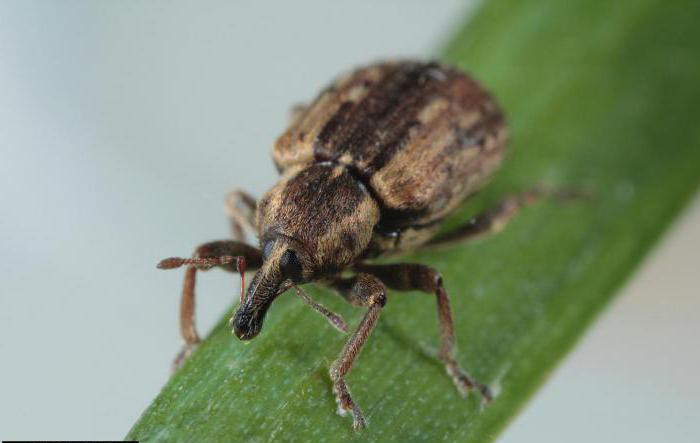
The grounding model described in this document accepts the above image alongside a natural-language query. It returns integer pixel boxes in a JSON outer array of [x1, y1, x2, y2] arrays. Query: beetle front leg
[[354, 263, 493, 403], [327, 273, 387, 430], [225, 189, 257, 242], [288, 102, 307, 124], [157, 240, 262, 371]]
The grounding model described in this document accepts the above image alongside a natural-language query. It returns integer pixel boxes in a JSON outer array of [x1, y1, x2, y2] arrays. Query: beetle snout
[[231, 307, 264, 341], [230, 266, 282, 341]]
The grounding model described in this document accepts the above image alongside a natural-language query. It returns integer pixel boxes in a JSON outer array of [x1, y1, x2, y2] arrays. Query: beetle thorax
[[257, 163, 380, 275]]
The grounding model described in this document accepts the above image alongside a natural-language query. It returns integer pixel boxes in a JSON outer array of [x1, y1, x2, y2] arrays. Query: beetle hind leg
[[426, 186, 586, 248], [354, 263, 492, 403]]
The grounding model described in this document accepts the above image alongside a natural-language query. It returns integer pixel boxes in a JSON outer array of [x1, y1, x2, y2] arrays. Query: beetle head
[[231, 163, 380, 340]]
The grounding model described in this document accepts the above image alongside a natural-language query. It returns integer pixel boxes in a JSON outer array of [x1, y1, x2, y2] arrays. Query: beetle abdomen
[[273, 61, 507, 230]]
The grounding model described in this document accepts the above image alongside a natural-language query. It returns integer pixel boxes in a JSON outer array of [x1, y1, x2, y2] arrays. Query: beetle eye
[[262, 240, 275, 261], [280, 249, 303, 282]]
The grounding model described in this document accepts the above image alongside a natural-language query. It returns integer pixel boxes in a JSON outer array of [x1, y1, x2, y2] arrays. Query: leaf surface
[[128, 1, 700, 441]]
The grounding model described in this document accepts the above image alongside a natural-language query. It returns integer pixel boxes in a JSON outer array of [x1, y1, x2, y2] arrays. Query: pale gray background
[[0, 1, 697, 441]]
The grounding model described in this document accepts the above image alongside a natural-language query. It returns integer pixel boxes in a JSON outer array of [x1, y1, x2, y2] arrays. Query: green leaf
[[128, 0, 700, 441]]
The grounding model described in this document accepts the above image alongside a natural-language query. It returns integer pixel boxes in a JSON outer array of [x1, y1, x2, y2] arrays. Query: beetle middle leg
[[225, 189, 257, 242], [327, 273, 387, 430], [354, 263, 493, 403], [157, 240, 262, 371]]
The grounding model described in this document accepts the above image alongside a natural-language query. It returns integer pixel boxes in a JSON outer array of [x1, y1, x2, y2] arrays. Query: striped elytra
[[266, 60, 507, 259]]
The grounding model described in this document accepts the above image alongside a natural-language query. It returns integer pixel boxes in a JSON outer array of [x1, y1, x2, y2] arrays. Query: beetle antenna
[[237, 258, 247, 305], [157, 256, 247, 305], [157, 256, 243, 270], [293, 285, 348, 333]]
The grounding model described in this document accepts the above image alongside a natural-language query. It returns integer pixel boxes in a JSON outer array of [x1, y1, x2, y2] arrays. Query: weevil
[[158, 60, 547, 430]]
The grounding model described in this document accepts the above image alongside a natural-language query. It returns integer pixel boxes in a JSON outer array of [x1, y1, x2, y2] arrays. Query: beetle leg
[[288, 102, 307, 124], [225, 189, 257, 242], [354, 263, 493, 403], [157, 240, 262, 372], [327, 273, 387, 430], [293, 286, 349, 333], [426, 186, 586, 248]]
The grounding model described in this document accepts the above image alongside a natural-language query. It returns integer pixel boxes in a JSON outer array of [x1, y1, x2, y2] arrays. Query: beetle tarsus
[[332, 378, 367, 430], [444, 359, 492, 403]]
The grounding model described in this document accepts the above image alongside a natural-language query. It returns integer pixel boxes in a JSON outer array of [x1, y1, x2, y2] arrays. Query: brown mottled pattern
[[272, 65, 386, 171], [272, 61, 507, 233], [257, 163, 380, 273]]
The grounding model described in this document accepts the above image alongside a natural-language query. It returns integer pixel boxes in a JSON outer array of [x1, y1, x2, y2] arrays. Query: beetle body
[[238, 61, 507, 340], [272, 61, 507, 255], [160, 60, 520, 430]]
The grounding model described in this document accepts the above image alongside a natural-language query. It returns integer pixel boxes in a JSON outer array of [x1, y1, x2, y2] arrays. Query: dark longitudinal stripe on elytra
[[340, 63, 441, 171], [316, 62, 443, 173], [344, 63, 436, 171], [316, 63, 405, 151], [363, 65, 450, 174]]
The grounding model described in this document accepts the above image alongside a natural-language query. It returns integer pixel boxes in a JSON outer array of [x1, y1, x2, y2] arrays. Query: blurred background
[[0, 1, 697, 441]]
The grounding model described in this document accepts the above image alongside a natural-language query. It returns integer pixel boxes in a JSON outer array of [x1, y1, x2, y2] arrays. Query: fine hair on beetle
[[157, 60, 561, 430]]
